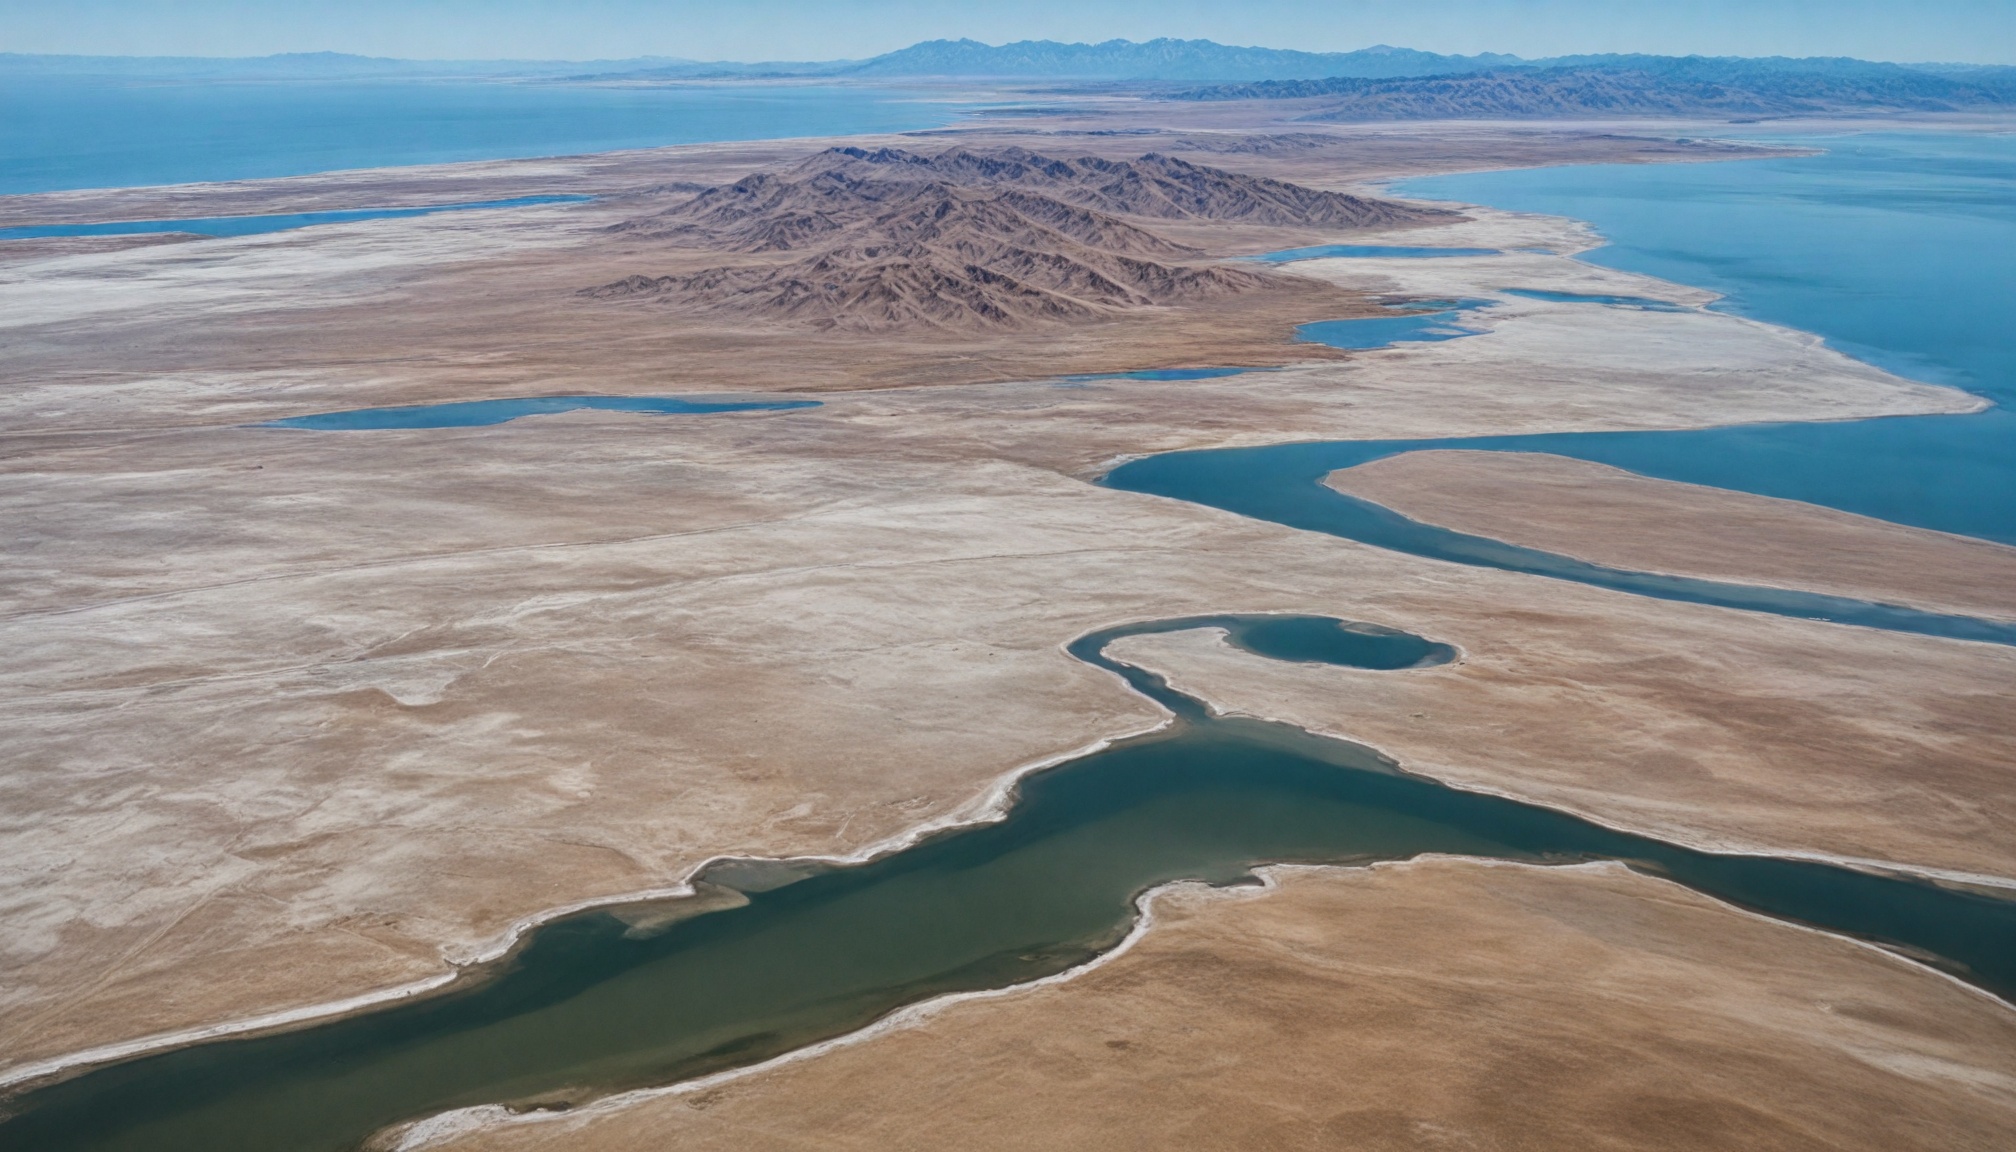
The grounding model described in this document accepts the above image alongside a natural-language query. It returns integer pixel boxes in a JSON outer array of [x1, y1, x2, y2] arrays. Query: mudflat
[[2, 117, 2010, 1152], [423, 859, 2016, 1152]]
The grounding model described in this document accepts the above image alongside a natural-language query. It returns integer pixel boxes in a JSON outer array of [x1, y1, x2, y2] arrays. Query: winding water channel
[[5, 615, 2012, 1152], [261, 395, 820, 430]]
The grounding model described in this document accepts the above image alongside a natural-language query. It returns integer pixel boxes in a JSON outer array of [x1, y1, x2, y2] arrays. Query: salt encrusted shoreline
[[0, 661, 1178, 1095], [383, 855, 2016, 1151], [7, 128, 2010, 1139]]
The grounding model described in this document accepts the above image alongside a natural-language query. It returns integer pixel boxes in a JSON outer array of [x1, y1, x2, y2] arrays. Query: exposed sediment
[[420, 860, 2016, 1152], [2, 123, 2010, 1124]]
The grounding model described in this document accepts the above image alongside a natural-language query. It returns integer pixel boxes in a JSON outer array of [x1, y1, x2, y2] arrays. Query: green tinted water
[[5, 616, 2011, 1152]]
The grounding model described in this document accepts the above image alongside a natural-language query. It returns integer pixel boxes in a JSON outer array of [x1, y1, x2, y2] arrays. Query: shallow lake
[[261, 395, 821, 430], [1499, 287, 1691, 311], [1296, 299, 1493, 350]]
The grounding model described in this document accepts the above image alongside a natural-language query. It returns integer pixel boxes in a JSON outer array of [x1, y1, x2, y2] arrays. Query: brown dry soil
[[0, 125, 1779, 397], [430, 860, 2016, 1152], [1330, 449, 2016, 622], [2, 116, 2012, 1142], [579, 145, 1452, 332]]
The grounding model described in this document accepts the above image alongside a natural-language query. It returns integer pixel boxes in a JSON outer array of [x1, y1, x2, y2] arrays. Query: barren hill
[[585, 147, 1454, 332]]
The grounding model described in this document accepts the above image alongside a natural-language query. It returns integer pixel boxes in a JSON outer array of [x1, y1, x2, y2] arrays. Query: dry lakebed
[[1, 118, 2012, 1151]]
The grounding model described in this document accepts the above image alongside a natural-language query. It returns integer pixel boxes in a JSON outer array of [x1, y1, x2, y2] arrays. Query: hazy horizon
[[3, 38, 2011, 69], [1, 1, 2011, 67]]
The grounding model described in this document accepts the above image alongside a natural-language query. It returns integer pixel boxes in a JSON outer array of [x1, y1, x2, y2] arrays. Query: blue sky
[[3, 0, 2012, 64]]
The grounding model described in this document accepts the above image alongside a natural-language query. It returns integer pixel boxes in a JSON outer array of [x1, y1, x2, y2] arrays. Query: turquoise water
[[1107, 132, 2016, 646], [1106, 440, 2016, 646], [1246, 243, 1501, 261], [1058, 367, 1259, 384], [1296, 299, 1494, 350], [5, 614, 2009, 1152], [261, 395, 820, 430], [0, 196, 591, 241], [1392, 132, 2016, 545], [0, 79, 965, 195], [1500, 287, 1691, 311]]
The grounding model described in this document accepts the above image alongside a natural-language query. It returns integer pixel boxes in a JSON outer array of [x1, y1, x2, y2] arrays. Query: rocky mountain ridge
[[586, 146, 1453, 332]]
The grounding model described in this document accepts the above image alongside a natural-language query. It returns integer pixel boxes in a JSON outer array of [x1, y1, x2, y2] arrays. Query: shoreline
[[0, 668, 1180, 1095], [1108, 627, 2016, 894], [385, 855, 2016, 1152], [10, 609, 2011, 1106], [6, 120, 2012, 1142], [4, 214, 1993, 1090]]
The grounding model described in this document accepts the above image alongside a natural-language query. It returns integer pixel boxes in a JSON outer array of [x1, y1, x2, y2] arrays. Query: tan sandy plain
[[2, 121, 2012, 1126], [422, 860, 2016, 1152]]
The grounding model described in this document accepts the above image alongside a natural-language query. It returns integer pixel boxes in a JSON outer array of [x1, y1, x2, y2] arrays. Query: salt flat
[[2, 120, 2009, 1151]]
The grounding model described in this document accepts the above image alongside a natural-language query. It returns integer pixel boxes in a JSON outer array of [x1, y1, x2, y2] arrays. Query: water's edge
[[5, 615, 2012, 1152]]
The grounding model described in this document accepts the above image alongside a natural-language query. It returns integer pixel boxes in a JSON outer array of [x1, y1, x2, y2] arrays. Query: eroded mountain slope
[[583, 146, 1454, 331]]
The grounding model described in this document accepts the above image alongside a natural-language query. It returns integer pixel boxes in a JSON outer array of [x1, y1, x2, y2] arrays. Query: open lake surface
[[0, 79, 966, 195]]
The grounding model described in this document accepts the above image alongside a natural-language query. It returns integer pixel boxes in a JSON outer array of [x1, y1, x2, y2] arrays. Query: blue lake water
[[1296, 299, 1494, 350], [1107, 438, 2016, 646], [262, 395, 819, 430], [1106, 130, 2016, 642], [1389, 132, 2016, 546], [1245, 244, 1501, 261], [1499, 288, 1691, 312], [1058, 367, 1258, 384], [0, 79, 966, 195], [0, 195, 592, 240]]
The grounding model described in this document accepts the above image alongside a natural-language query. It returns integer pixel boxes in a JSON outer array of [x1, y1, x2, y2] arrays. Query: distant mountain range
[[1176, 60, 2016, 119], [839, 39, 1526, 81], [5, 37, 2011, 94]]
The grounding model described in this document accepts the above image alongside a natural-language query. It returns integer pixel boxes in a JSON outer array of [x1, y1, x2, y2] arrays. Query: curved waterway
[[260, 395, 820, 431], [1107, 131, 2016, 645], [1105, 441, 2016, 646], [5, 614, 2012, 1152]]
